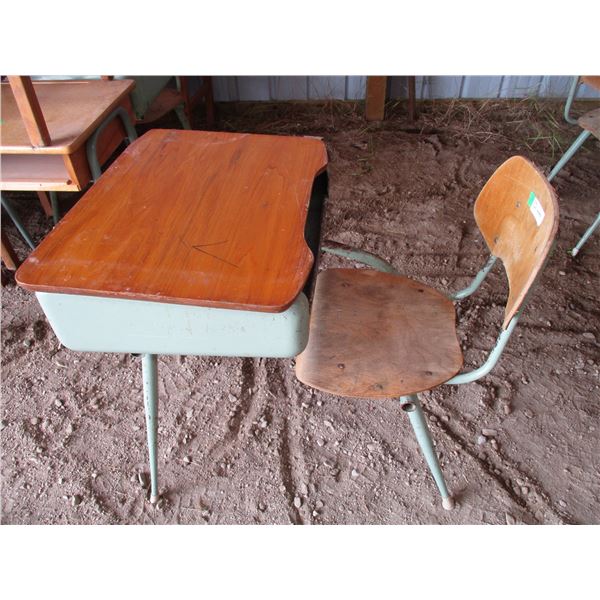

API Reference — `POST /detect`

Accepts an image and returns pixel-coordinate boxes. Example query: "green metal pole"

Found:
[449,254,497,301]
[1,194,35,249]
[571,211,600,257]
[563,76,580,125]
[400,395,455,510]
[142,353,159,504]
[49,191,60,225]
[548,129,591,182]
[174,103,192,130]
[321,243,398,273]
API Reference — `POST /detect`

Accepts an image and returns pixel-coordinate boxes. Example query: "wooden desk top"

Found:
[1,79,134,154]
[16,129,328,312]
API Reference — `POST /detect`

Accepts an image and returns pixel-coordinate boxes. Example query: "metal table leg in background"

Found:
[49,191,60,225]
[142,353,159,503]
[1,194,35,249]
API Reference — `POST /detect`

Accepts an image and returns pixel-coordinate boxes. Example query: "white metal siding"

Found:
[212,75,600,101]
[30,75,600,101]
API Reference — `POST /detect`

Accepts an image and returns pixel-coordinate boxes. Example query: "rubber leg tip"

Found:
[570,248,579,257]
[442,497,455,510]
[150,494,159,504]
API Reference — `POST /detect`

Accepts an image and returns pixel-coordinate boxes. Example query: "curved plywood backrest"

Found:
[582,76,600,92]
[474,156,559,329]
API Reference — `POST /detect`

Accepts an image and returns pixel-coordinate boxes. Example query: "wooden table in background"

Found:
[366,76,417,122]
[0,77,136,270]
[1,78,135,193]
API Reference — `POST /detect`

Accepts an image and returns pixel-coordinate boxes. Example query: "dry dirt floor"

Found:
[1,98,599,525]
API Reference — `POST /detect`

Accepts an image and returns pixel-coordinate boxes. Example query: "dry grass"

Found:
[215,97,598,161]
[392,97,583,158]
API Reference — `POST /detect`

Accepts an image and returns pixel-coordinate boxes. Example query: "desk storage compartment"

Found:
[36,291,310,358]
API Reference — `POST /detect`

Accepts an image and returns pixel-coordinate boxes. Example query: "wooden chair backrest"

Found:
[582,76,600,92]
[474,156,559,329]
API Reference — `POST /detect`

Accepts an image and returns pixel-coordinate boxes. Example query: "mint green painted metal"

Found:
[49,191,60,225]
[547,129,592,182]
[116,76,188,128]
[547,123,598,256]
[1,194,35,249]
[445,311,521,385]
[400,395,454,510]
[449,254,497,301]
[564,76,581,125]
[142,353,159,503]
[571,211,600,257]
[86,106,138,182]
[121,76,173,121]
[174,104,192,130]
[321,242,398,273]
[35,292,310,358]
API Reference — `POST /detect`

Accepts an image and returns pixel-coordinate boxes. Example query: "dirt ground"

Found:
[1,97,599,525]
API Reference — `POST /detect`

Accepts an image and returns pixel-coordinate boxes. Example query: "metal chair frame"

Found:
[318,241,545,510]
[549,77,599,256]
[564,76,582,125]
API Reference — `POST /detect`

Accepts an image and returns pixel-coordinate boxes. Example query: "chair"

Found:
[296,156,559,510]
[104,75,215,130]
[550,75,600,256]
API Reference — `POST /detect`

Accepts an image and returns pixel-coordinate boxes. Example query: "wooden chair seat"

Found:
[295,268,463,398]
[578,107,600,139]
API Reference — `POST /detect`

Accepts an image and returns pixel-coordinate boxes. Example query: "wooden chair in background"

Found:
[296,156,559,510]
[102,75,215,130]
[549,75,600,256]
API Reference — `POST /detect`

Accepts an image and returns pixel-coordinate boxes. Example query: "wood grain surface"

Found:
[1,230,20,270]
[16,129,328,312]
[474,156,559,328]
[365,76,387,121]
[1,79,134,154]
[6,77,51,147]
[0,154,76,191]
[295,268,463,398]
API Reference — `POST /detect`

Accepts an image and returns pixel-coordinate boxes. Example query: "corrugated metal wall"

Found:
[213,76,600,101]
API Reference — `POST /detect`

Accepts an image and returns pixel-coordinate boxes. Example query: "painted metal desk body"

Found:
[16,129,328,503]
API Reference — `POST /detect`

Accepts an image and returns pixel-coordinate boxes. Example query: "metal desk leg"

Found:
[400,395,455,510]
[142,353,159,503]
[1,194,35,249]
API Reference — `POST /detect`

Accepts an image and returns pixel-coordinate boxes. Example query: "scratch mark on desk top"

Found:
[191,240,238,269]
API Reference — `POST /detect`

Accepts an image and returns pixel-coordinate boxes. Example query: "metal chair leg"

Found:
[571,211,600,257]
[564,76,581,125]
[174,103,192,130]
[1,194,35,249]
[547,129,592,182]
[141,353,159,503]
[49,191,60,225]
[400,394,455,510]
